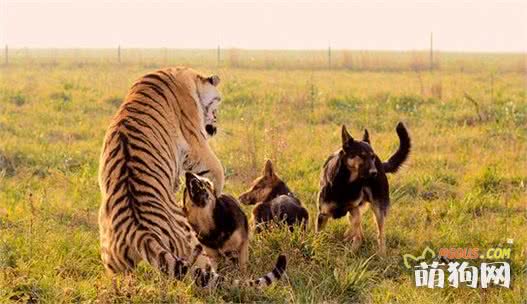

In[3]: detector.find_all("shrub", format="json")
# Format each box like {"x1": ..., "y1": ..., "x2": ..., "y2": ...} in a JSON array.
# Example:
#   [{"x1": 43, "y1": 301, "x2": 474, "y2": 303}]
[
  {"x1": 50, "y1": 91, "x2": 72, "y2": 103},
  {"x1": 387, "y1": 95, "x2": 424, "y2": 114},
  {"x1": 473, "y1": 166, "x2": 503, "y2": 193},
  {"x1": 9, "y1": 91, "x2": 27, "y2": 106},
  {"x1": 0, "y1": 151, "x2": 15, "y2": 177}
]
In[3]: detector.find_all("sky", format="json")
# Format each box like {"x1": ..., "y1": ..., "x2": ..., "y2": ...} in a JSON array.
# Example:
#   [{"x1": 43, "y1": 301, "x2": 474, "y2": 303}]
[{"x1": 1, "y1": 0, "x2": 526, "y2": 52}]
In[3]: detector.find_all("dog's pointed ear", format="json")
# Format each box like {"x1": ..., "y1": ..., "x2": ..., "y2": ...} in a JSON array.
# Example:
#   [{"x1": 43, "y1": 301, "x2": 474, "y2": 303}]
[
  {"x1": 341, "y1": 125, "x2": 353, "y2": 147},
  {"x1": 362, "y1": 129, "x2": 370, "y2": 144},
  {"x1": 263, "y1": 159, "x2": 274, "y2": 177}
]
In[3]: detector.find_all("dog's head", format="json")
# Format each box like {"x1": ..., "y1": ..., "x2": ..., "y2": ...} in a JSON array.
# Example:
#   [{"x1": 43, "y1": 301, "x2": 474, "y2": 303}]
[
  {"x1": 183, "y1": 172, "x2": 216, "y2": 213},
  {"x1": 239, "y1": 160, "x2": 281, "y2": 205},
  {"x1": 340, "y1": 125, "x2": 378, "y2": 181}
]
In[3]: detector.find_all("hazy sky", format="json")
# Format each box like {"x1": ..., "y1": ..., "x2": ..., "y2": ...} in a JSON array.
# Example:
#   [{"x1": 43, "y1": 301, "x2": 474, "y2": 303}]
[{"x1": 1, "y1": 0, "x2": 526, "y2": 52}]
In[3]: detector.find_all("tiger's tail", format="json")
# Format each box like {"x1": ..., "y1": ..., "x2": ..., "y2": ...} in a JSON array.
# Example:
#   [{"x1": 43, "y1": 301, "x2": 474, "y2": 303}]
[
  {"x1": 133, "y1": 230, "x2": 287, "y2": 289},
  {"x1": 193, "y1": 254, "x2": 287, "y2": 288},
  {"x1": 247, "y1": 254, "x2": 287, "y2": 287}
]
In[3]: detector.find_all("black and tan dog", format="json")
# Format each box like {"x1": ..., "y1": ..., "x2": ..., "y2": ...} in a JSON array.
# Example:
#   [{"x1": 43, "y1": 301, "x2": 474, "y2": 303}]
[
  {"x1": 183, "y1": 172, "x2": 249, "y2": 271},
  {"x1": 239, "y1": 160, "x2": 309, "y2": 232},
  {"x1": 316, "y1": 122, "x2": 410, "y2": 255}
]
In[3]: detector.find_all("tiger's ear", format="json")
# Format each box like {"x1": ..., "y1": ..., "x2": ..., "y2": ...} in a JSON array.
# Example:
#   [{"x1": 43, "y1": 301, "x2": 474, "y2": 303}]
[
  {"x1": 207, "y1": 75, "x2": 220, "y2": 86},
  {"x1": 362, "y1": 129, "x2": 370, "y2": 144}
]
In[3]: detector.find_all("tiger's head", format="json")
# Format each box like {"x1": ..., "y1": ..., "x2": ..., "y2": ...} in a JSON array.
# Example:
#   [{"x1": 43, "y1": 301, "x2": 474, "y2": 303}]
[
  {"x1": 169, "y1": 67, "x2": 222, "y2": 138},
  {"x1": 196, "y1": 74, "x2": 221, "y2": 137}
]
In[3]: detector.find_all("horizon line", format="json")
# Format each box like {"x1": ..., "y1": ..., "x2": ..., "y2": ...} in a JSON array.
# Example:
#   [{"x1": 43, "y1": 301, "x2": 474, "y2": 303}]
[{"x1": 2, "y1": 46, "x2": 526, "y2": 55}]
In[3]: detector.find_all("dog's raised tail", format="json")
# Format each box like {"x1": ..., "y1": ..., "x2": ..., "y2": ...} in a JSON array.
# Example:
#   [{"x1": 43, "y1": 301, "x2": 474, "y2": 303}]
[{"x1": 383, "y1": 122, "x2": 411, "y2": 174}]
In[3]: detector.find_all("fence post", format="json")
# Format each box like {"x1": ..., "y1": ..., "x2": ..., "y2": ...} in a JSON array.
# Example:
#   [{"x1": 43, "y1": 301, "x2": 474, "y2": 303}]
[
  {"x1": 490, "y1": 73, "x2": 494, "y2": 104},
  {"x1": 118, "y1": 45, "x2": 121, "y2": 64},
  {"x1": 4, "y1": 44, "x2": 7, "y2": 66},
  {"x1": 217, "y1": 45, "x2": 220, "y2": 67},
  {"x1": 328, "y1": 45, "x2": 331, "y2": 70},
  {"x1": 429, "y1": 32, "x2": 433, "y2": 72}
]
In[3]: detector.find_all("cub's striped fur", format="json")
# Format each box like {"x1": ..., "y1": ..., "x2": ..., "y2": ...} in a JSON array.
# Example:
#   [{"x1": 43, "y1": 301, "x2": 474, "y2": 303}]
[{"x1": 98, "y1": 67, "x2": 286, "y2": 287}]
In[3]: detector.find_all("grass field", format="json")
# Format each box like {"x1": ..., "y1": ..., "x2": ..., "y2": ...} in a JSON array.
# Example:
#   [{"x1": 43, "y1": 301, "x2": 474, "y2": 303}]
[{"x1": 0, "y1": 50, "x2": 526, "y2": 303}]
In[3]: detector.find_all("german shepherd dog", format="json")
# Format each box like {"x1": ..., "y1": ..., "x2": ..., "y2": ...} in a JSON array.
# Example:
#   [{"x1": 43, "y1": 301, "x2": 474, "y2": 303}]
[
  {"x1": 316, "y1": 122, "x2": 410, "y2": 255},
  {"x1": 183, "y1": 172, "x2": 250, "y2": 271},
  {"x1": 239, "y1": 160, "x2": 309, "y2": 233}
]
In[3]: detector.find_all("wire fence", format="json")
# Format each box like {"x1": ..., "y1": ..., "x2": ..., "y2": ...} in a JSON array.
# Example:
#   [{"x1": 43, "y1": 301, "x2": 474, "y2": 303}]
[{"x1": 1, "y1": 46, "x2": 525, "y2": 73}]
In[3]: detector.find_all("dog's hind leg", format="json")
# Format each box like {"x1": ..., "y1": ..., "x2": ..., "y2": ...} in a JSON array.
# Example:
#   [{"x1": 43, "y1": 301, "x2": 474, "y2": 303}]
[
  {"x1": 344, "y1": 207, "x2": 364, "y2": 252},
  {"x1": 372, "y1": 206, "x2": 387, "y2": 256}
]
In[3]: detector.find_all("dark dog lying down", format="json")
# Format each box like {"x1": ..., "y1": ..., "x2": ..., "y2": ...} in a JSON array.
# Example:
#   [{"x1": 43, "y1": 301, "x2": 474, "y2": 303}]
[
  {"x1": 316, "y1": 122, "x2": 411, "y2": 255},
  {"x1": 239, "y1": 160, "x2": 309, "y2": 232}
]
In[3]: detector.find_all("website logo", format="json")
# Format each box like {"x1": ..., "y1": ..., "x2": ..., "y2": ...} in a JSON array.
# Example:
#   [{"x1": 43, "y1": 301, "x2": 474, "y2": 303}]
[{"x1": 402, "y1": 243, "x2": 512, "y2": 289}]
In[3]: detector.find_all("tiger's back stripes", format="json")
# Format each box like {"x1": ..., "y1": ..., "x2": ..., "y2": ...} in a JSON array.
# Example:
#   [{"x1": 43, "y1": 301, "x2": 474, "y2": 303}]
[{"x1": 98, "y1": 67, "x2": 287, "y2": 287}]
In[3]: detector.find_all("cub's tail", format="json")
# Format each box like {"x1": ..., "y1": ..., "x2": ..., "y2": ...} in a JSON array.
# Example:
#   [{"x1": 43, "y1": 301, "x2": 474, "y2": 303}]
[{"x1": 383, "y1": 122, "x2": 411, "y2": 174}]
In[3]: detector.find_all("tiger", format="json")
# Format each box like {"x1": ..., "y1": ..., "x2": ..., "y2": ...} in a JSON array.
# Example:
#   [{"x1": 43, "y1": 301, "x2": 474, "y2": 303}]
[{"x1": 98, "y1": 67, "x2": 287, "y2": 288}]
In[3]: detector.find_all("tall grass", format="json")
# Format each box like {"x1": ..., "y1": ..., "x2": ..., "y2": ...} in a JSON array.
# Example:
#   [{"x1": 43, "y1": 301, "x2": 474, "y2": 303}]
[{"x1": 0, "y1": 51, "x2": 525, "y2": 302}]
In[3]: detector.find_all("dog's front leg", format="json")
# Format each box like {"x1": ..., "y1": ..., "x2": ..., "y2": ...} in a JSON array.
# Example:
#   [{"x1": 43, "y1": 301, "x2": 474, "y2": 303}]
[
  {"x1": 372, "y1": 206, "x2": 387, "y2": 256},
  {"x1": 344, "y1": 207, "x2": 364, "y2": 252}
]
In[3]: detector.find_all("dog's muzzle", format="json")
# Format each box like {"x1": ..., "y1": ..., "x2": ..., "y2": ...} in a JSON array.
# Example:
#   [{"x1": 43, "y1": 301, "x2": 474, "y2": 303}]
[
  {"x1": 238, "y1": 192, "x2": 255, "y2": 205},
  {"x1": 368, "y1": 159, "x2": 378, "y2": 177},
  {"x1": 205, "y1": 125, "x2": 217, "y2": 136}
]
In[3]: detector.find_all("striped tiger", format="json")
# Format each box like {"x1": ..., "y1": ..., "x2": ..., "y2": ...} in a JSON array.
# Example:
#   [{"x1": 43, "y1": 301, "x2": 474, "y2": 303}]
[{"x1": 98, "y1": 67, "x2": 286, "y2": 288}]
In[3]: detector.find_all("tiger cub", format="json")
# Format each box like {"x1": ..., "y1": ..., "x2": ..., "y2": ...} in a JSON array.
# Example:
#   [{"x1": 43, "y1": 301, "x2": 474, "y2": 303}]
[{"x1": 183, "y1": 172, "x2": 249, "y2": 272}]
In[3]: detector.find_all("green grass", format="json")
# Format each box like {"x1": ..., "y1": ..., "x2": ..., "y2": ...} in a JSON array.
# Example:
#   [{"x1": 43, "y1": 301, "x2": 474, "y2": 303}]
[{"x1": 0, "y1": 50, "x2": 526, "y2": 303}]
